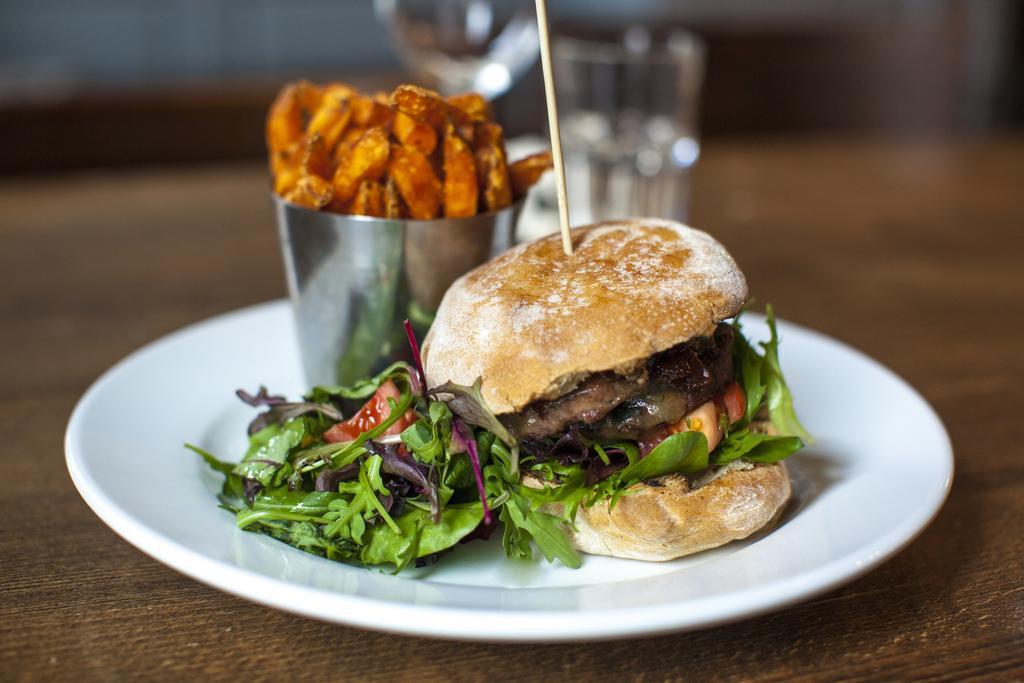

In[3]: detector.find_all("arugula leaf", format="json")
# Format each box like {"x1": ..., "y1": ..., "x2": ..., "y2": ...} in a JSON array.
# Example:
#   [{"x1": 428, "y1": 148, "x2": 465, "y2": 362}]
[
  {"x1": 732, "y1": 330, "x2": 766, "y2": 426},
  {"x1": 617, "y1": 431, "x2": 710, "y2": 485},
  {"x1": 251, "y1": 489, "x2": 341, "y2": 514},
  {"x1": 230, "y1": 419, "x2": 306, "y2": 488},
  {"x1": 321, "y1": 491, "x2": 368, "y2": 543},
  {"x1": 715, "y1": 428, "x2": 803, "y2": 465},
  {"x1": 730, "y1": 306, "x2": 811, "y2": 446},
  {"x1": 359, "y1": 503, "x2": 483, "y2": 568},
  {"x1": 399, "y1": 400, "x2": 451, "y2": 464},
  {"x1": 242, "y1": 419, "x2": 305, "y2": 464},
  {"x1": 239, "y1": 518, "x2": 359, "y2": 561},
  {"x1": 428, "y1": 379, "x2": 520, "y2": 476},
  {"x1": 235, "y1": 508, "x2": 331, "y2": 527},
  {"x1": 187, "y1": 442, "x2": 247, "y2": 506},
  {"x1": 308, "y1": 361, "x2": 413, "y2": 402},
  {"x1": 500, "y1": 505, "x2": 533, "y2": 560},
  {"x1": 442, "y1": 448, "x2": 474, "y2": 491},
  {"x1": 743, "y1": 436, "x2": 804, "y2": 463},
  {"x1": 356, "y1": 471, "x2": 397, "y2": 534},
  {"x1": 185, "y1": 443, "x2": 234, "y2": 475},
  {"x1": 486, "y1": 440, "x2": 519, "y2": 485},
  {"x1": 502, "y1": 491, "x2": 581, "y2": 568},
  {"x1": 761, "y1": 305, "x2": 813, "y2": 443}
]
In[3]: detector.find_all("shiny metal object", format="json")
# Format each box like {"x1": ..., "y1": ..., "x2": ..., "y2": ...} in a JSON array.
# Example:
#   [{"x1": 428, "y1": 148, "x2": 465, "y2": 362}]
[{"x1": 275, "y1": 197, "x2": 522, "y2": 386}]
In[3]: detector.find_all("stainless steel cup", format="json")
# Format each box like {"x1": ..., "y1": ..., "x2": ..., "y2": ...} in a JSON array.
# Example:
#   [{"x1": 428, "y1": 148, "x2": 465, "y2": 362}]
[{"x1": 274, "y1": 197, "x2": 522, "y2": 386}]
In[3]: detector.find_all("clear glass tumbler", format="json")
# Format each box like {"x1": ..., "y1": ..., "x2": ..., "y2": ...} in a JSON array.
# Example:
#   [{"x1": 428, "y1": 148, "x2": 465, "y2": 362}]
[
  {"x1": 554, "y1": 28, "x2": 705, "y2": 225},
  {"x1": 375, "y1": 0, "x2": 539, "y2": 99}
]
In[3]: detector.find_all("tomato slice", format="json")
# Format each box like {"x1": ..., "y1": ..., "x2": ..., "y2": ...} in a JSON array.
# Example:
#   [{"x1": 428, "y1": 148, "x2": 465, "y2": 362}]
[
  {"x1": 323, "y1": 380, "x2": 416, "y2": 443},
  {"x1": 717, "y1": 382, "x2": 746, "y2": 425},
  {"x1": 639, "y1": 383, "x2": 745, "y2": 455}
]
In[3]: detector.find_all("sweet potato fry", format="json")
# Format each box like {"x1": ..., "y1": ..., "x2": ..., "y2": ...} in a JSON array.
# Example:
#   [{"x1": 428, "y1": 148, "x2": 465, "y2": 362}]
[
  {"x1": 266, "y1": 80, "x2": 321, "y2": 154},
  {"x1": 301, "y1": 133, "x2": 333, "y2": 180},
  {"x1": 509, "y1": 150, "x2": 553, "y2": 198},
  {"x1": 274, "y1": 164, "x2": 301, "y2": 196},
  {"x1": 447, "y1": 92, "x2": 492, "y2": 123},
  {"x1": 332, "y1": 127, "x2": 391, "y2": 202},
  {"x1": 473, "y1": 121, "x2": 506, "y2": 150},
  {"x1": 271, "y1": 139, "x2": 304, "y2": 195},
  {"x1": 389, "y1": 144, "x2": 441, "y2": 220},
  {"x1": 384, "y1": 176, "x2": 404, "y2": 218},
  {"x1": 270, "y1": 139, "x2": 300, "y2": 177},
  {"x1": 283, "y1": 175, "x2": 334, "y2": 210},
  {"x1": 351, "y1": 95, "x2": 393, "y2": 128},
  {"x1": 334, "y1": 126, "x2": 367, "y2": 160},
  {"x1": 307, "y1": 97, "x2": 352, "y2": 153},
  {"x1": 442, "y1": 125, "x2": 478, "y2": 218},
  {"x1": 392, "y1": 111, "x2": 438, "y2": 155},
  {"x1": 349, "y1": 179, "x2": 385, "y2": 217},
  {"x1": 322, "y1": 82, "x2": 356, "y2": 103},
  {"x1": 476, "y1": 147, "x2": 513, "y2": 211},
  {"x1": 390, "y1": 84, "x2": 468, "y2": 129},
  {"x1": 473, "y1": 123, "x2": 512, "y2": 211}
]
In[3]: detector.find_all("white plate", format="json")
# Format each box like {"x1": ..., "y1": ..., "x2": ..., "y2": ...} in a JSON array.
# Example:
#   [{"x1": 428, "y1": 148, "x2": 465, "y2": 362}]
[{"x1": 65, "y1": 301, "x2": 953, "y2": 641}]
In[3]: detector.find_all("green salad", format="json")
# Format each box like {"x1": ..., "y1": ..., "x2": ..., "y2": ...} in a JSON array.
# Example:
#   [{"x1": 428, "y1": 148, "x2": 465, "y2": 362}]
[{"x1": 189, "y1": 307, "x2": 809, "y2": 571}]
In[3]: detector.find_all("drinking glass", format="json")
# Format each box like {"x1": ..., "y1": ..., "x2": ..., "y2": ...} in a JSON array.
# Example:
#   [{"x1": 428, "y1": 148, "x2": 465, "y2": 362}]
[
  {"x1": 375, "y1": 0, "x2": 539, "y2": 99},
  {"x1": 554, "y1": 27, "x2": 705, "y2": 224}
]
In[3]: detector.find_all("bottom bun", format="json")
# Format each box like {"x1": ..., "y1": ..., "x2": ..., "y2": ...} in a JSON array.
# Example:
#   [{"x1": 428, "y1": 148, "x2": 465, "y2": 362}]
[{"x1": 531, "y1": 461, "x2": 791, "y2": 562}]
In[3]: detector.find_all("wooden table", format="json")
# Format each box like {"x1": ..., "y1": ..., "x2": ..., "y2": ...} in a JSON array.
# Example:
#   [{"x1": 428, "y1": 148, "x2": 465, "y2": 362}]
[{"x1": 3, "y1": 137, "x2": 1022, "y2": 680}]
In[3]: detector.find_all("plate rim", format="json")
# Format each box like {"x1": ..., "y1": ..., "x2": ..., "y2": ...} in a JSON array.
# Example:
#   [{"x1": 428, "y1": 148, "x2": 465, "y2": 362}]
[{"x1": 65, "y1": 299, "x2": 954, "y2": 642}]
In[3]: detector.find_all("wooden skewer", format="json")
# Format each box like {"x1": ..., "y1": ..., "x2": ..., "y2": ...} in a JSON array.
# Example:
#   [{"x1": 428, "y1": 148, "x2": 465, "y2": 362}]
[{"x1": 534, "y1": 0, "x2": 573, "y2": 256}]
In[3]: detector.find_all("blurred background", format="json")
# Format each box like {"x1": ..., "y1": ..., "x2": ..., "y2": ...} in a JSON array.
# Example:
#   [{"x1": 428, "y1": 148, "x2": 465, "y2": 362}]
[{"x1": 1, "y1": 0, "x2": 1021, "y2": 176}]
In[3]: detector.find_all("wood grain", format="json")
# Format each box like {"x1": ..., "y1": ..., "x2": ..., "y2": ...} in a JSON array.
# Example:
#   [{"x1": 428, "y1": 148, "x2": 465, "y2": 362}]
[{"x1": 1, "y1": 138, "x2": 1022, "y2": 681}]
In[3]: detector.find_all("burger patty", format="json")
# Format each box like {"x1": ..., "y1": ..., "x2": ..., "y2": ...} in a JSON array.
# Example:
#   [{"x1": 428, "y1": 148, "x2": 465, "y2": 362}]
[{"x1": 502, "y1": 324, "x2": 735, "y2": 440}]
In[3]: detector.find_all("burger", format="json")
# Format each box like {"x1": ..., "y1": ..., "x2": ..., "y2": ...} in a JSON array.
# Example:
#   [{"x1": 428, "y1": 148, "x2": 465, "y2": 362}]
[{"x1": 421, "y1": 218, "x2": 810, "y2": 562}]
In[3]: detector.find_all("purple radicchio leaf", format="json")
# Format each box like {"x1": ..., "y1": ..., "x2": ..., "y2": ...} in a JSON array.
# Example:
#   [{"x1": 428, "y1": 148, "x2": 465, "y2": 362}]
[
  {"x1": 428, "y1": 379, "x2": 519, "y2": 476},
  {"x1": 402, "y1": 319, "x2": 426, "y2": 396},
  {"x1": 523, "y1": 429, "x2": 629, "y2": 485},
  {"x1": 237, "y1": 386, "x2": 287, "y2": 408},
  {"x1": 314, "y1": 463, "x2": 359, "y2": 492},
  {"x1": 452, "y1": 418, "x2": 492, "y2": 525},
  {"x1": 383, "y1": 486, "x2": 406, "y2": 518},
  {"x1": 522, "y1": 425, "x2": 593, "y2": 465},
  {"x1": 366, "y1": 441, "x2": 441, "y2": 523},
  {"x1": 242, "y1": 478, "x2": 262, "y2": 505},
  {"x1": 585, "y1": 447, "x2": 629, "y2": 485},
  {"x1": 237, "y1": 386, "x2": 346, "y2": 436}
]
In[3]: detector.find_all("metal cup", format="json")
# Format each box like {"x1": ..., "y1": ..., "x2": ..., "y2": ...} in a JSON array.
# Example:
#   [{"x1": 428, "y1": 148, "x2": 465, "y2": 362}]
[{"x1": 275, "y1": 197, "x2": 522, "y2": 386}]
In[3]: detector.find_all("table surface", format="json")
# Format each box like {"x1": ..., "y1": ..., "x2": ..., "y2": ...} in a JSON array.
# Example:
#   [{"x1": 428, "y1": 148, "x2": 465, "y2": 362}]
[{"x1": 2, "y1": 136, "x2": 1022, "y2": 681}]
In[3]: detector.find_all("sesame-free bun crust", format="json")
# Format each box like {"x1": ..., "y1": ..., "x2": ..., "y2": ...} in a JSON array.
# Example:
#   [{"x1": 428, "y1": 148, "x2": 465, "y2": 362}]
[
  {"x1": 528, "y1": 462, "x2": 791, "y2": 561},
  {"x1": 422, "y1": 219, "x2": 748, "y2": 414}
]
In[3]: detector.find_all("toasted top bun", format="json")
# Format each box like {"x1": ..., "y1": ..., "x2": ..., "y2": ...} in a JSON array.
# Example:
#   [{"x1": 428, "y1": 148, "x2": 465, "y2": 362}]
[
  {"x1": 422, "y1": 219, "x2": 748, "y2": 414},
  {"x1": 525, "y1": 461, "x2": 791, "y2": 561}
]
